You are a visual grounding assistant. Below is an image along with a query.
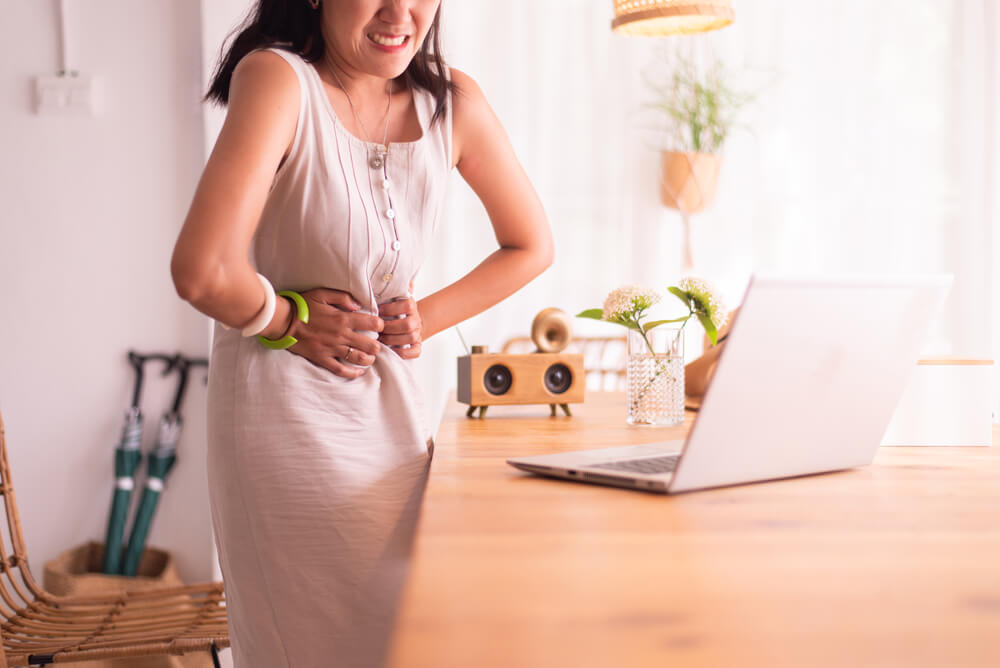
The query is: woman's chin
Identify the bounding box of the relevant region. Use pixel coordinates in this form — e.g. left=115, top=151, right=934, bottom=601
left=366, top=62, right=412, bottom=81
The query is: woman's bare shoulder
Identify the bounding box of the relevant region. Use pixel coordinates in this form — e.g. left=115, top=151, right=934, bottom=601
left=448, top=67, right=486, bottom=110
left=447, top=67, right=497, bottom=167
left=223, top=49, right=301, bottom=162
left=230, top=48, right=300, bottom=106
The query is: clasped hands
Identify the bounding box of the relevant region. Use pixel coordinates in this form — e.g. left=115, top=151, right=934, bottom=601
left=283, top=287, right=422, bottom=380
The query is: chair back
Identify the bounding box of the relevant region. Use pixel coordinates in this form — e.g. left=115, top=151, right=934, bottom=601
left=0, top=411, right=229, bottom=668
left=0, top=412, right=48, bottom=622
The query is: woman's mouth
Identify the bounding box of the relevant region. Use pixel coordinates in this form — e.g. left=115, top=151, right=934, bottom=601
left=368, top=33, right=410, bottom=50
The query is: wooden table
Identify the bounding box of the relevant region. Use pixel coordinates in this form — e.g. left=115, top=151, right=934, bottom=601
left=387, top=393, right=1000, bottom=668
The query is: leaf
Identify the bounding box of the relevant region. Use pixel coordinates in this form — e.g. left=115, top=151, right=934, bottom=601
left=696, top=311, right=719, bottom=345
left=642, top=317, right=690, bottom=333
left=668, top=287, right=690, bottom=306
left=607, top=316, right=641, bottom=331
left=597, top=312, right=641, bottom=332
left=642, top=50, right=757, bottom=154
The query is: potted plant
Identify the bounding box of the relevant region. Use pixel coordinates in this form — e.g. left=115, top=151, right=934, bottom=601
left=645, top=54, right=754, bottom=268
left=578, top=277, right=728, bottom=425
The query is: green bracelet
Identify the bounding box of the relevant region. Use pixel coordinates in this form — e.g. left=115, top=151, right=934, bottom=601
left=257, top=290, right=309, bottom=350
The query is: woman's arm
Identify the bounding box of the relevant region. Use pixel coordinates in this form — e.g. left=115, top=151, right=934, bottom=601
left=171, top=50, right=300, bottom=339
left=417, top=68, right=554, bottom=340
left=171, top=51, right=384, bottom=378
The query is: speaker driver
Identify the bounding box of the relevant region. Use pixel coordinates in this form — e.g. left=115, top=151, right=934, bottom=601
left=483, top=364, right=513, bottom=395
left=544, top=363, right=573, bottom=394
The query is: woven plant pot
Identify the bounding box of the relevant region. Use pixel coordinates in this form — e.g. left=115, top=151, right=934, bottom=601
left=659, top=150, right=721, bottom=213
left=42, top=541, right=215, bottom=668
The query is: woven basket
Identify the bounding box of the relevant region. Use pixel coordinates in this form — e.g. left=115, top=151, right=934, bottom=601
left=42, top=541, right=215, bottom=667
left=659, top=150, right=721, bottom=213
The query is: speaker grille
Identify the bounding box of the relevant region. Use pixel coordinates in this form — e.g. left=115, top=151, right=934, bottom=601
left=544, top=363, right=572, bottom=394
left=483, top=364, right=513, bottom=395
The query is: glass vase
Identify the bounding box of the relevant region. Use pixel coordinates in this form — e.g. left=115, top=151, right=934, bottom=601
left=626, top=327, right=685, bottom=426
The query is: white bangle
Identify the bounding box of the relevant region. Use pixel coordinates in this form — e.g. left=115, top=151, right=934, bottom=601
left=240, top=273, right=277, bottom=337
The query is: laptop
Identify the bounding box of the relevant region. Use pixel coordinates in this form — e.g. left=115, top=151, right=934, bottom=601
left=507, top=274, right=952, bottom=494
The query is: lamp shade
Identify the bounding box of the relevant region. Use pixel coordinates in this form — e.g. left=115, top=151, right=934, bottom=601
left=612, top=0, right=734, bottom=36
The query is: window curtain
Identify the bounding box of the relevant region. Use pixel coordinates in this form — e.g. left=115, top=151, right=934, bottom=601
left=414, top=0, right=999, bottom=423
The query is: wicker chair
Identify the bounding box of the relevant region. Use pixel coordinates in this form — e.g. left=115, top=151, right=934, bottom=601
left=0, top=412, right=229, bottom=667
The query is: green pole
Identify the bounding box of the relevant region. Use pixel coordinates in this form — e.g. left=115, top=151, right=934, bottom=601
left=102, top=409, right=143, bottom=574
left=121, top=418, right=178, bottom=576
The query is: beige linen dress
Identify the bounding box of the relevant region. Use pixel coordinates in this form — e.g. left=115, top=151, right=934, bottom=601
left=206, top=47, right=450, bottom=667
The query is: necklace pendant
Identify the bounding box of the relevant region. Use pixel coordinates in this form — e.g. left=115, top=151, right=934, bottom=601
left=369, top=145, right=389, bottom=170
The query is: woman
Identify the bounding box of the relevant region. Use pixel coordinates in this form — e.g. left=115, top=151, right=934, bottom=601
left=171, top=0, right=552, bottom=665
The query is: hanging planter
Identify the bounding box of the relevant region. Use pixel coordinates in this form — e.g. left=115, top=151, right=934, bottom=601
left=645, top=53, right=754, bottom=269
left=659, top=150, right=721, bottom=213
left=659, top=150, right=722, bottom=270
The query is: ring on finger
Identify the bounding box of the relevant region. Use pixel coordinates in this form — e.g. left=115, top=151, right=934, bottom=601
left=345, top=345, right=353, bottom=363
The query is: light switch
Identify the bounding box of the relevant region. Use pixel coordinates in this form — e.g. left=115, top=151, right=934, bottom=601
left=34, top=74, right=94, bottom=115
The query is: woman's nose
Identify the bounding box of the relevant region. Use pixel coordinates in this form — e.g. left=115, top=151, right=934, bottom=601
left=378, top=0, right=412, bottom=24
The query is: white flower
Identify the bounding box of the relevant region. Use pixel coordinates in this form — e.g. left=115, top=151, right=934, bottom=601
left=677, top=277, right=728, bottom=329
left=602, top=285, right=661, bottom=325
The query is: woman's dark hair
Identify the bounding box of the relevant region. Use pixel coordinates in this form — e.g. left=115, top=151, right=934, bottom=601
left=205, top=1, right=454, bottom=125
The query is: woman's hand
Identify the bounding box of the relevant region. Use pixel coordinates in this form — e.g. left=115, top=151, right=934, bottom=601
left=287, top=288, right=385, bottom=379
left=377, top=295, right=423, bottom=360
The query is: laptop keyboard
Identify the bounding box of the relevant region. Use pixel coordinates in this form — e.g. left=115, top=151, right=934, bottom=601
left=589, top=454, right=680, bottom=475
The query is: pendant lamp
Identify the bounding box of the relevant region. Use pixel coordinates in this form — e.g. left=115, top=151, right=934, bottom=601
left=612, top=0, right=734, bottom=36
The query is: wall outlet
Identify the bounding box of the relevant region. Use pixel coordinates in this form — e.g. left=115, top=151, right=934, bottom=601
left=34, top=73, right=94, bottom=115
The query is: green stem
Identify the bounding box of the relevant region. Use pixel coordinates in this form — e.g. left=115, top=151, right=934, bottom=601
left=675, top=313, right=690, bottom=342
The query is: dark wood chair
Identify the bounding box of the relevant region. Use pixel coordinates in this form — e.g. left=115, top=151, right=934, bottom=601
left=0, top=412, right=229, bottom=667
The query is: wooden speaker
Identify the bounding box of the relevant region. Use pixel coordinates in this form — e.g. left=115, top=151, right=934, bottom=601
left=458, top=309, right=585, bottom=418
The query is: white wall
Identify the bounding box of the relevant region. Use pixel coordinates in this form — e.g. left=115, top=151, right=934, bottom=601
left=0, top=0, right=216, bottom=584
left=988, top=0, right=1000, bottom=421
